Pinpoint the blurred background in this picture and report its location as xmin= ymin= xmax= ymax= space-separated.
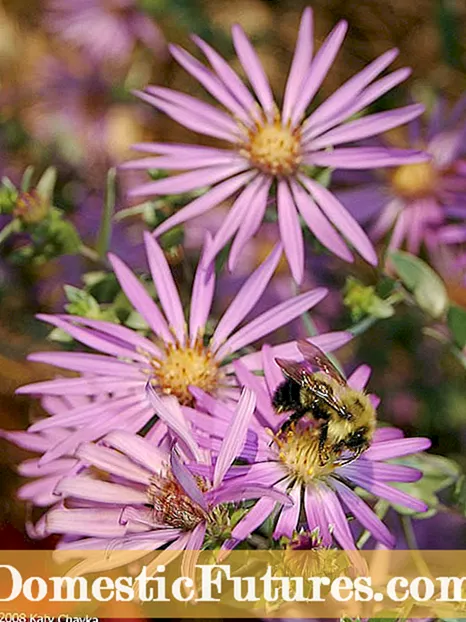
xmin=0 ymin=0 xmax=465 ymax=550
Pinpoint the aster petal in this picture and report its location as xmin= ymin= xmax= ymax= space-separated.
xmin=262 ymin=344 xmax=286 ymax=396
xmin=233 ymin=359 xmax=277 ymax=428
xmin=306 ymin=104 xmax=424 ymax=150
xmin=171 ymin=451 xmax=208 ymax=512
xmin=291 ymin=179 xmax=353 ymax=262
xmin=0 ymin=429 xmax=66 ymax=453
xmin=27 ymin=351 xmax=143 ymax=377
xmin=290 ymin=20 xmax=348 ymax=127
xmin=302 ymin=48 xmax=399 ymax=135
xmin=192 ymin=35 xmax=260 ymax=120
xmin=332 ymin=479 xmax=395 ymax=548
xmin=373 ymin=427 xmax=405 ymax=443
xmin=17 ymin=376 xmax=142 ymax=397
xmin=340 ymin=460 xmax=422 ymax=483
xmin=129 ymin=162 xmax=249 ymax=199
xmin=232 ymin=24 xmax=275 ymax=119
xmin=277 ymin=180 xmax=304 ymax=284
xmin=306 ymin=147 xmax=429 ymax=169
xmin=209 ymin=483 xmax=290 ymax=506
xmin=345 ymin=473 xmax=427 ymax=513
xmin=146 ymin=386 xmax=202 ymax=462
xmin=189 ymin=234 xmax=216 ymax=345
xmin=212 ymin=242 xmax=282 ymax=350
xmin=364 ymin=437 xmax=431 ymax=461
xmin=121 ymin=153 xmax=244 ymax=171
xmin=232 ymin=331 xmax=352 ymax=371
xmin=103 ymin=430 xmax=166 ymax=474
xmin=299 ymin=177 xmax=377 ymax=265
xmin=347 ymin=364 xmax=371 ymax=391
xmin=230 ymin=496 xmax=277 ymax=541
xmin=153 ymin=170 xmax=256 ymax=237
xmin=143 ymin=233 xmax=186 ymax=343
xmin=32 ymin=314 xmax=148 ymax=362
xmin=216 ymin=288 xmax=328 ymax=360
xmin=282 ymin=8 xmax=313 ymax=123
xmin=182 ymin=524 xmax=205 ymax=583
xmin=76 ymin=443 xmax=151 ymax=485
xmin=304 ymin=485 xmax=332 ymax=546
xmin=320 ymin=484 xmax=356 ymax=549
xmin=46 ymin=508 xmax=142 ymax=538
xmin=228 ymin=175 xmax=272 ymax=270
xmin=169 ymin=44 xmax=252 ymax=125
xmin=213 ymin=388 xmax=256 ymax=488
xmin=203 ymin=175 xmax=266 ymax=266
xmin=273 ymin=482 xmax=301 ymax=539
xmin=54 ymin=477 xmax=148 ymax=505
xmin=18 ymin=477 xmax=64 ymax=507
xmin=17 ymin=458 xmax=78 ymax=477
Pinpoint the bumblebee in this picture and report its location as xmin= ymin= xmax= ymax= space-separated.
xmin=272 ymin=340 xmax=376 ymax=465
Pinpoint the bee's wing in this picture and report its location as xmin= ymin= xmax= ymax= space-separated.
xmin=297 ymin=340 xmax=347 ymax=386
xmin=275 ymin=358 xmax=312 ymax=385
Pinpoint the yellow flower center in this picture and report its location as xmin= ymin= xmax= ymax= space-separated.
xmin=391 ymin=161 xmax=438 ymax=199
xmin=246 ymin=119 xmax=301 ymax=176
xmin=276 ymin=428 xmax=337 ymax=484
xmin=151 ymin=339 xmax=220 ymax=406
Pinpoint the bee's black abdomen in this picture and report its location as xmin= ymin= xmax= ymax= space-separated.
xmin=272 ymin=379 xmax=302 ymax=413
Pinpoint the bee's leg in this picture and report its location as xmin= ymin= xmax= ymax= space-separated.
xmin=279 ymin=410 xmax=306 ymax=436
xmin=318 ymin=423 xmax=330 ymax=465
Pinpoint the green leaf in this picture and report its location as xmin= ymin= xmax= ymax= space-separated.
xmin=96 ymin=168 xmax=116 ymax=258
xmin=36 ymin=167 xmax=57 ymax=206
xmin=389 ymin=250 xmax=448 ymax=318
xmin=20 ymin=165 xmax=35 ymax=192
xmin=448 ymin=305 xmax=466 ymax=349
xmin=453 ymin=475 xmax=466 ymax=516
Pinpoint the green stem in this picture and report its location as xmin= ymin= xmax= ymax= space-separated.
xmin=96 ymin=168 xmax=116 ymax=258
xmin=401 ymin=515 xmax=432 ymax=579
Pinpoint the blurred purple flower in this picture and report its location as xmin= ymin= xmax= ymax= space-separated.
xmin=123 ymin=7 xmax=428 ymax=282
xmin=41 ymin=389 xmax=289 ymax=565
xmin=190 ymin=346 xmax=431 ymax=551
xmin=16 ymin=234 xmax=349 ymax=464
xmin=45 ymin=0 xmax=166 ymax=66
xmin=340 ymin=97 xmax=466 ymax=261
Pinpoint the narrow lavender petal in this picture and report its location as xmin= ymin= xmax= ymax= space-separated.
xmin=170 ymin=44 xmax=251 ymax=125
xmin=282 ymin=7 xmax=313 ymax=123
xmin=230 ymin=496 xmax=276 ymax=541
xmin=339 ymin=460 xmax=422 ymax=483
xmin=277 ymin=179 xmax=305 ymax=284
xmin=189 ymin=233 xmax=216 ymax=344
xmin=304 ymin=484 xmax=331 ymax=546
xmin=46 ymin=508 xmax=141 ymax=537
xmin=232 ymin=25 xmax=275 ymax=118
xmin=300 ymin=177 xmax=378 ymax=265
xmin=33 ymin=314 xmax=148 ymax=362
xmin=213 ymin=388 xmax=256 ymax=487
xmin=320 ymin=484 xmax=356 ymax=549
xmin=129 ymin=162 xmax=248 ymax=199
xmin=143 ymin=233 xmax=186 ymax=344
xmin=192 ymin=35 xmax=260 ymax=121
xmin=306 ymin=147 xmax=429 ymax=169
xmin=171 ymin=451 xmax=208 ymax=512
xmin=182 ymin=525 xmax=205 ymax=585
xmin=232 ymin=331 xmax=352 ymax=371
xmin=290 ymin=20 xmax=348 ymax=127
xmin=373 ymin=427 xmax=404 ymax=442
xmin=216 ymin=288 xmax=328 ymax=360
xmin=146 ymin=85 xmax=240 ymax=135
xmin=233 ymin=359 xmax=278 ymax=427
xmin=212 ymin=242 xmax=282 ymax=350
xmin=203 ymin=175 xmax=265 ymax=266
xmin=54 ymin=477 xmax=148 ymax=505
xmin=76 ymin=443 xmax=151 ymax=485
xmin=336 ymin=184 xmax=388 ymax=225
xmin=154 ymin=170 xmax=256 ymax=237
xmin=347 ymin=364 xmax=371 ymax=391
xmin=302 ymin=48 xmax=399 ymax=135
xmin=332 ymin=479 xmax=395 ymax=548
xmin=228 ymin=175 xmax=272 ymax=270
xmin=121 ymin=153 xmax=244 ymax=171
xmin=306 ymin=104 xmax=424 ymax=150
xmin=345 ymin=472 xmax=428 ymax=513
xmin=19 ymin=477 xmax=63 ymax=507
xmin=146 ymin=385 xmax=202 ymax=462
xmin=273 ymin=483 xmax=301 ymax=539
xmin=291 ymin=179 xmax=353 ymax=262
xmin=131 ymin=142 xmax=236 ymax=157
xmin=135 ymin=89 xmax=238 ymax=142
xmin=262 ymin=344 xmax=286 ymax=397
xmin=0 ymin=430 xmax=63 ymax=453
xmin=28 ymin=351 xmax=143 ymax=377
xmin=17 ymin=458 xmax=78 ymax=477
xmin=103 ymin=430 xmax=166 ymax=474
xmin=364 ymin=437 xmax=431 ymax=461
xmin=209 ymin=482 xmax=291 ymax=506
xmin=17 ymin=376 xmax=142 ymax=397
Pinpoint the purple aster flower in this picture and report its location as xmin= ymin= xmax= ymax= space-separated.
xmin=123 ymin=7 xmax=428 ymax=283
xmin=188 ymin=346 xmax=431 ymax=552
xmin=45 ymin=0 xmax=166 ymax=66
xmin=16 ymin=234 xmax=349 ymax=465
xmin=41 ymin=389 xmax=290 ymax=569
xmin=340 ymin=96 xmax=466 ymax=260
